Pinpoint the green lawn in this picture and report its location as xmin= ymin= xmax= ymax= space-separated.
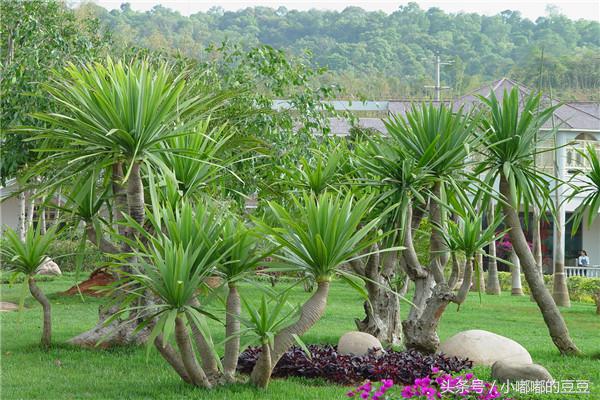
xmin=1 ymin=276 xmax=598 ymax=399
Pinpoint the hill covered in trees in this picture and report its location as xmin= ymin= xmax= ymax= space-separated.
xmin=76 ymin=3 xmax=600 ymax=99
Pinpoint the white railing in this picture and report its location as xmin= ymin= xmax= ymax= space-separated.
xmin=565 ymin=266 xmax=600 ymax=278
xmin=566 ymin=140 xmax=600 ymax=172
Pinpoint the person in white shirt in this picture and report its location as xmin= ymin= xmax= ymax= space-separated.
xmin=577 ymin=250 xmax=590 ymax=277
xmin=577 ymin=250 xmax=590 ymax=267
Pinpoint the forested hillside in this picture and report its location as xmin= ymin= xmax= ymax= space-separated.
xmin=82 ymin=2 xmax=600 ymax=99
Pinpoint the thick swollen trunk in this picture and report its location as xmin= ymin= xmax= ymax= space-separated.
xmin=174 ymin=316 xmax=212 ymax=388
xmin=17 ymin=191 xmax=26 ymax=241
xmin=250 ymin=281 xmax=329 ymax=385
xmin=250 ymin=342 xmax=272 ymax=389
xmin=223 ymin=285 xmax=241 ymax=382
xmin=510 ymin=250 xmax=524 ymax=296
xmin=499 ymin=177 xmax=580 ymax=355
xmin=189 ymin=298 xmax=219 ymax=378
xmin=154 ymin=334 xmax=192 ymax=384
xmin=354 ymin=250 xmax=402 ymax=345
xmin=127 ymin=163 xmax=145 ymax=226
xmin=28 ymin=277 xmax=51 ymax=349
xmin=402 ymin=283 xmax=454 ymax=354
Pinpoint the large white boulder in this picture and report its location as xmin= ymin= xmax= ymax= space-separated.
xmin=438 ymin=329 xmax=532 ymax=366
xmin=492 ymin=360 xmax=553 ymax=382
xmin=36 ymin=258 xmax=62 ymax=276
xmin=338 ymin=331 xmax=383 ymax=356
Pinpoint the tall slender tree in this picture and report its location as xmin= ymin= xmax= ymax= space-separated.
xmin=477 ymin=88 xmax=580 ymax=355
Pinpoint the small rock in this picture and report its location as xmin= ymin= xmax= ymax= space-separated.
xmin=54 ymin=359 xmax=62 ymax=368
xmin=438 ymin=329 xmax=532 ymax=366
xmin=492 ymin=360 xmax=553 ymax=382
xmin=338 ymin=331 xmax=383 ymax=356
xmin=0 ymin=302 xmax=19 ymax=312
xmin=37 ymin=258 xmax=61 ymax=276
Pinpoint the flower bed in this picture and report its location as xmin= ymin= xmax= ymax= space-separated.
xmin=347 ymin=369 xmax=510 ymax=399
xmin=238 ymin=345 xmax=472 ymax=385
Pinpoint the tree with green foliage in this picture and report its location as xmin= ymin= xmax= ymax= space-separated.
xmin=477 ymin=88 xmax=580 ymax=355
xmin=81 ymin=2 xmax=600 ymax=99
xmin=0 ymin=0 xmax=109 ymax=240
xmin=1 ymin=224 xmax=59 ymax=349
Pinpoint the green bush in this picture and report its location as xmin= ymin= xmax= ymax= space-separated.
xmin=495 ymin=271 xmax=600 ymax=304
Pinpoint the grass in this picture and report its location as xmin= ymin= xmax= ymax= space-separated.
xmin=1 ymin=275 xmax=599 ymax=399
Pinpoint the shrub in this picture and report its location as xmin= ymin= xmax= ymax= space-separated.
xmin=46 ymin=239 xmax=106 ymax=273
xmin=238 ymin=345 xmax=472 ymax=385
xmin=496 ymin=271 xmax=600 ymax=304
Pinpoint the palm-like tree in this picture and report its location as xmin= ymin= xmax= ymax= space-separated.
xmin=31 ymin=58 xmax=225 ymax=226
xmin=249 ymin=193 xmax=382 ymax=386
xmin=217 ymin=218 xmax=271 ymax=382
xmin=1 ymin=224 xmax=58 ymax=349
xmin=28 ymin=58 xmax=230 ymax=346
xmin=240 ymin=294 xmax=301 ymax=389
xmin=477 ymin=88 xmax=580 ymax=355
xmin=354 ymin=103 xmax=478 ymax=352
xmin=570 ymin=145 xmax=600 ymax=232
xmin=117 ymin=201 xmax=229 ymax=388
xmin=384 ymin=103 xmax=478 ymax=284
xmin=441 ymin=211 xmax=504 ymax=306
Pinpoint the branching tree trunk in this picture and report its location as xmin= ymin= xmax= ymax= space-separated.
xmin=174 ymin=316 xmax=212 ymax=388
xmin=401 ymin=203 xmax=454 ymax=353
xmin=402 ymin=283 xmax=454 ymax=354
xmin=447 ymin=253 xmax=461 ymax=290
xmin=154 ymin=334 xmax=192 ymax=384
xmin=28 ymin=277 xmax=51 ymax=349
xmin=352 ymin=249 xmax=402 ymax=345
xmin=428 ymin=183 xmax=448 ymax=284
xmin=499 ymin=177 xmax=580 ymax=355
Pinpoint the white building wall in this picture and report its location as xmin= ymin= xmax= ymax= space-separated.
xmin=0 ymin=196 xmax=21 ymax=234
xmin=582 ymin=217 xmax=600 ymax=267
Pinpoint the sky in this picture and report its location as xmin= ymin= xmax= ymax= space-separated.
xmin=79 ymin=0 xmax=600 ymax=21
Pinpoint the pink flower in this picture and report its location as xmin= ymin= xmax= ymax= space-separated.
xmin=431 ymin=366 xmax=440 ymax=374
xmin=465 ymin=373 xmax=474 ymax=380
xmin=360 ymin=392 xmax=369 ymax=399
xmin=381 ymin=379 xmax=394 ymax=388
xmin=401 ymin=386 xmax=414 ymax=398
xmin=346 ymin=391 xmax=355 ymax=397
